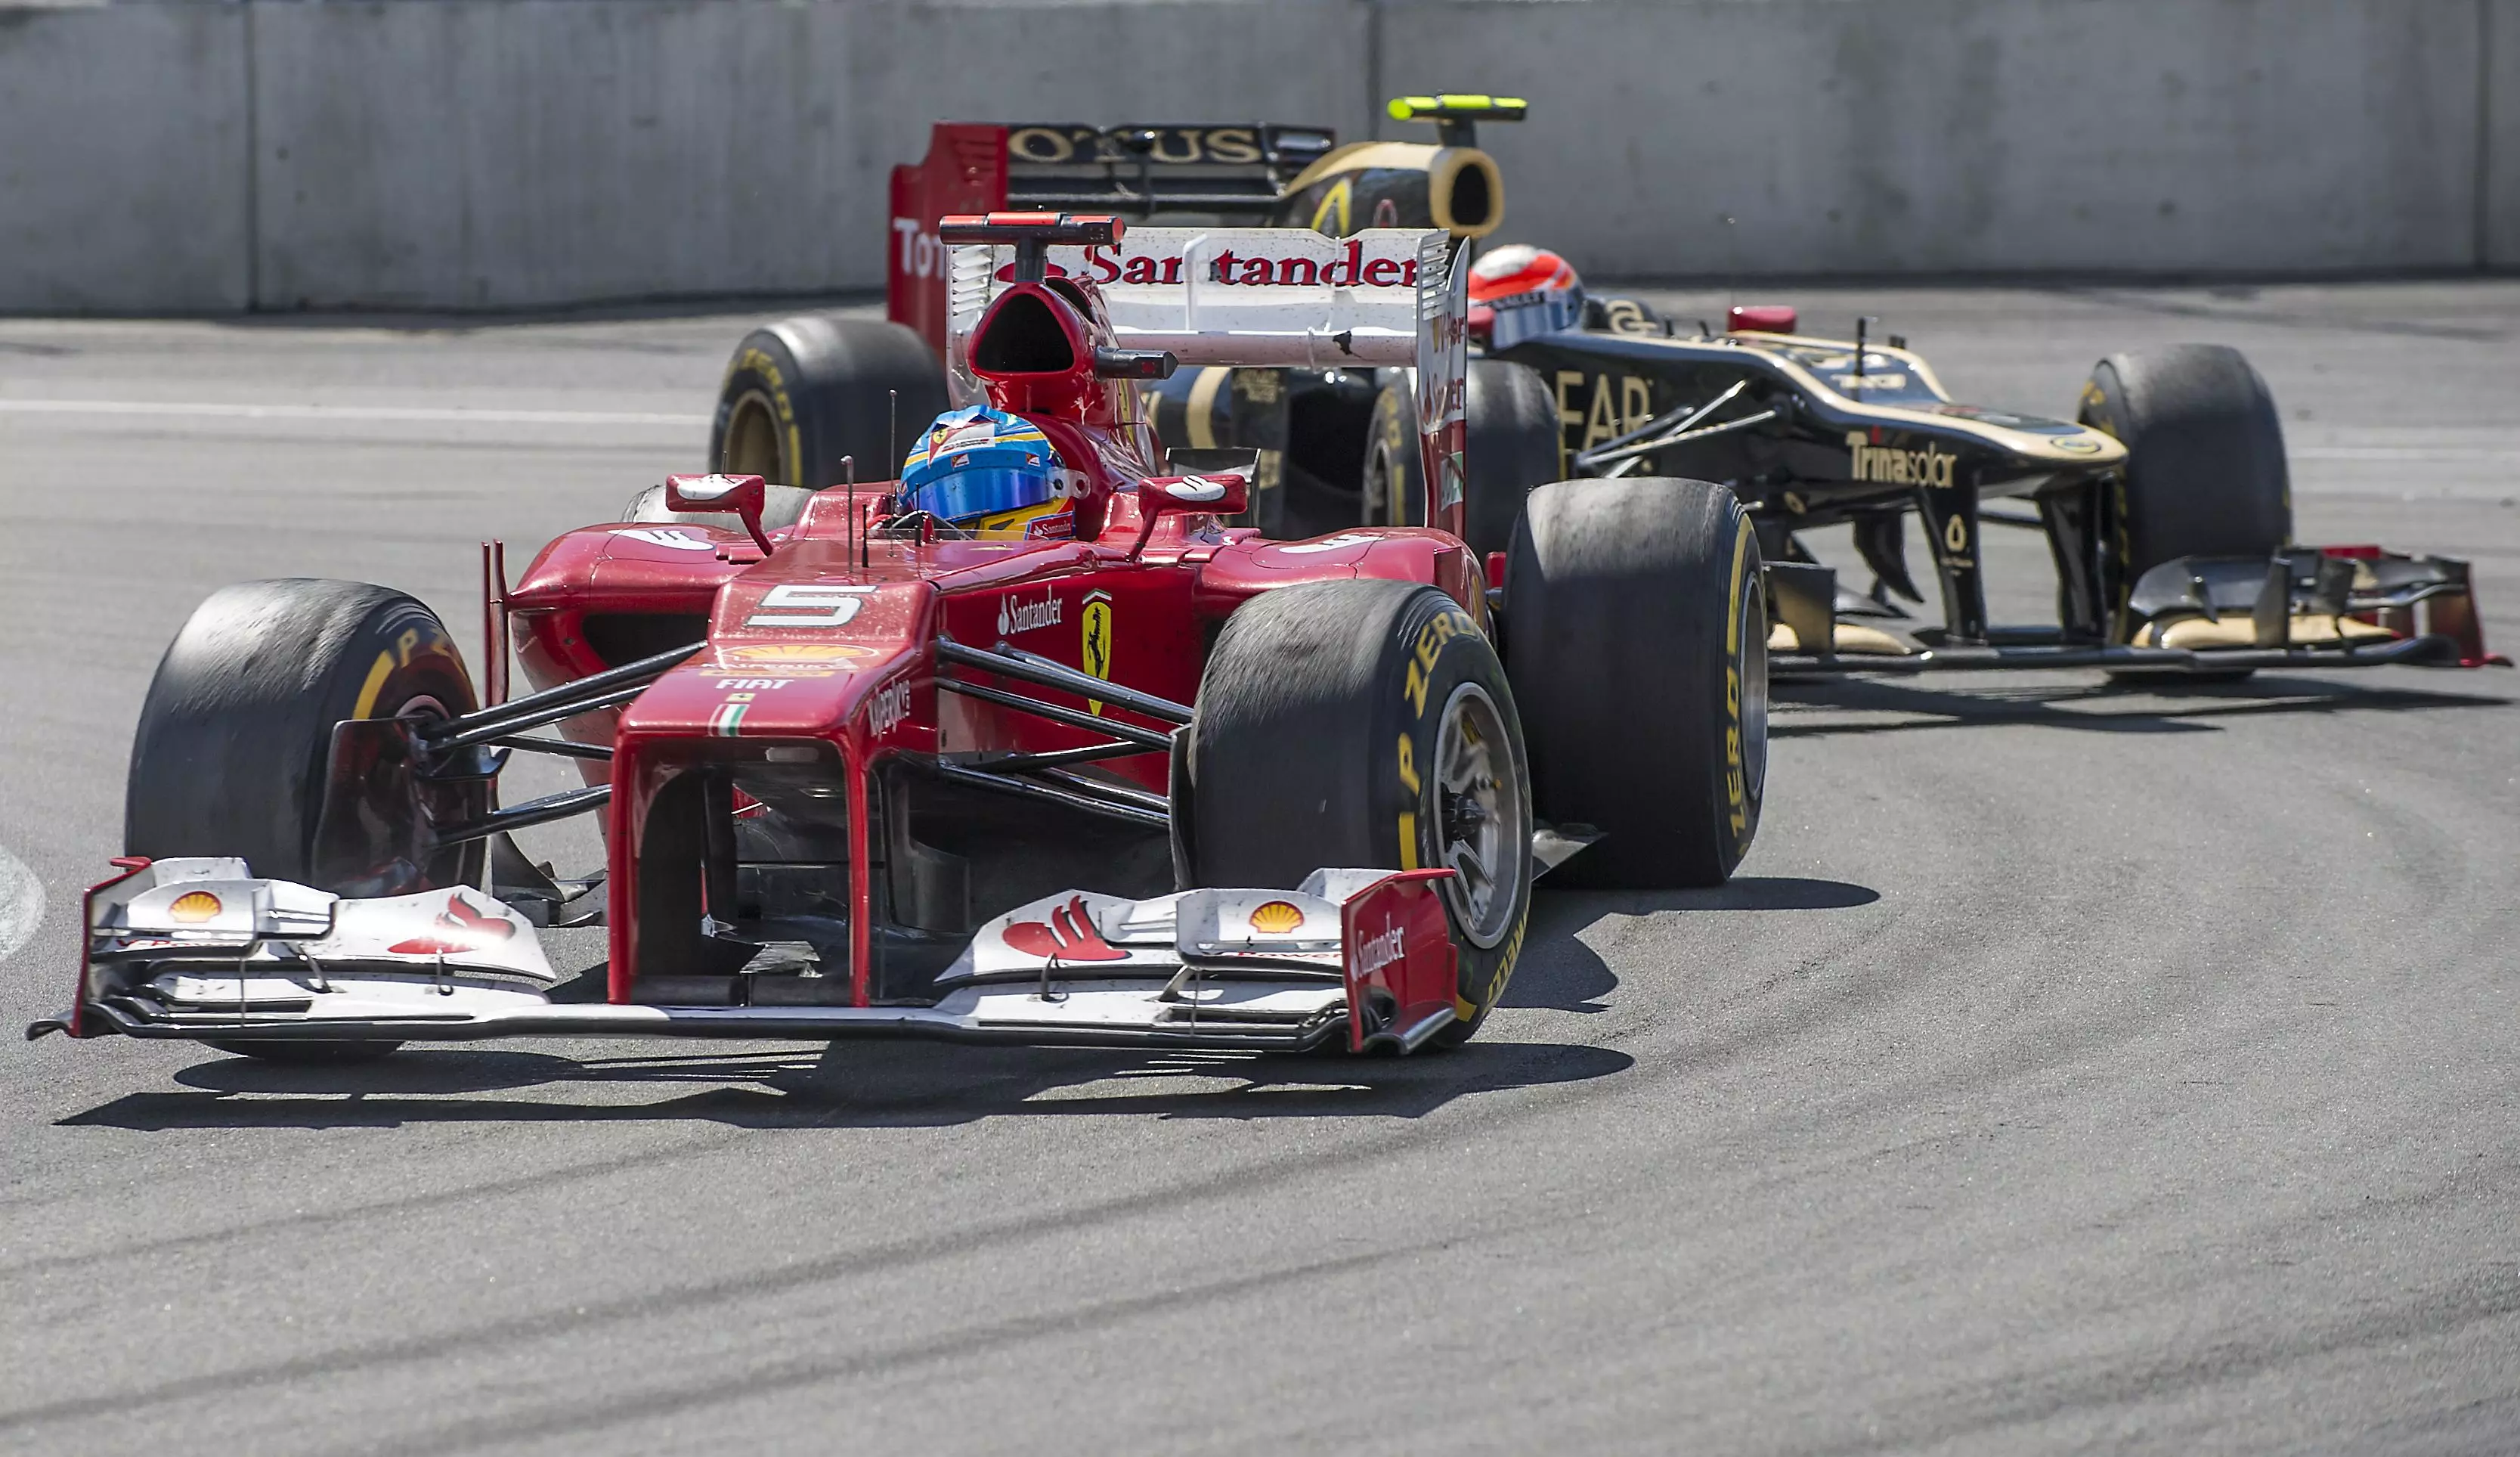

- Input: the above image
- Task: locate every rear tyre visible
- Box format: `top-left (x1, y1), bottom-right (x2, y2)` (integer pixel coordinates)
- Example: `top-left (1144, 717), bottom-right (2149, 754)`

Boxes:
top-left (711, 316), bottom-right (947, 489)
top-left (1188, 579), bottom-right (1533, 1047)
top-left (2079, 344), bottom-right (2291, 682)
top-left (127, 579), bottom-right (481, 1062)
top-left (1506, 478), bottom-right (1766, 888)
top-left (1364, 360), bottom-right (1562, 559)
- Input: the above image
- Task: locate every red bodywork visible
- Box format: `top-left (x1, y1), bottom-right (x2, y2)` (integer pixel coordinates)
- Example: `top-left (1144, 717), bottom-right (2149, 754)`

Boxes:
top-left (890, 125), bottom-right (1009, 360)
top-left (506, 260), bottom-right (1481, 1011)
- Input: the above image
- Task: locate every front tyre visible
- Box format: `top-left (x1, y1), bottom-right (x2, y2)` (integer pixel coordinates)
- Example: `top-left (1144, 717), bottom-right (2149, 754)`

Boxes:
top-left (1506, 478), bottom-right (1766, 888)
top-left (2079, 344), bottom-right (2291, 684)
top-left (1187, 579), bottom-right (1534, 1046)
top-left (126, 579), bottom-right (481, 1062)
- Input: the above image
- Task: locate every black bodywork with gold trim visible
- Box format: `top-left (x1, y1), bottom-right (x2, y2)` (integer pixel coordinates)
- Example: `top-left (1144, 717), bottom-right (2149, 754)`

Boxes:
top-left (1485, 308), bottom-right (2499, 674)
top-left (1493, 318), bottom-right (2126, 649)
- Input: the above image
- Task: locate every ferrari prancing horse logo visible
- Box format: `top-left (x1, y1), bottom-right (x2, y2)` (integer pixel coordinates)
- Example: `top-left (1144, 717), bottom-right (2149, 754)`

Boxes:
top-left (1080, 591), bottom-right (1114, 715)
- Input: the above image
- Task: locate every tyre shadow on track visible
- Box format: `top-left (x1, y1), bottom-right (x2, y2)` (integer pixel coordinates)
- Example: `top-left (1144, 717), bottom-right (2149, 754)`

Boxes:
top-left (59, 1035), bottom-right (1632, 1132)
top-left (1769, 673), bottom-right (2508, 739)
top-left (1503, 876), bottom-right (1880, 1015)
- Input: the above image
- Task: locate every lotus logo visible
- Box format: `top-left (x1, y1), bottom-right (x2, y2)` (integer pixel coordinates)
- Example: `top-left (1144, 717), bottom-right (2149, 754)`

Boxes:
top-left (1249, 901), bottom-right (1305, 935)
top-left (997, 589), bottom-right (1063, 638)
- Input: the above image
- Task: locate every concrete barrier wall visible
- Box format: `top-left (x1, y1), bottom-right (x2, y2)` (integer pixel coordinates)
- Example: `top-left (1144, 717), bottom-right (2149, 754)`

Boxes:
top-left (2490, 0), bottom-right (2520, 266)
top-left (1415, 0), bottom-right (2489, 277)
top-left (0, 4), bottom-right (251, 311)
top-left (250, 0), bottom-right (1370, 309)
top-left (0, 0), bottom-right (2511, 312)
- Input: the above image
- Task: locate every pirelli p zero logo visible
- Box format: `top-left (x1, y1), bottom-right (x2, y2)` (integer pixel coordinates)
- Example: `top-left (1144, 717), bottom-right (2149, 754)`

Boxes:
top-left (1846, 431), bottom-right (1958, 488)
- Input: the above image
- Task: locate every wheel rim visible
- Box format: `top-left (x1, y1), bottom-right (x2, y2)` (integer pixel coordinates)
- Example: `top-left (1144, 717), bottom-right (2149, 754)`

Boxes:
top-left (392, 693), bottom-right (469, 894)
top-left (721, 391), bottom-right (785, 482)
top-left (1737, 569), bottom-right (1769, 806)
top-left (1431, 680), bottom-right (1523, 948)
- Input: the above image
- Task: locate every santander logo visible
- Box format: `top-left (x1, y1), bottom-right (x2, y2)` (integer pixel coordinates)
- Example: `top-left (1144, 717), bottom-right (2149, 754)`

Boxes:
top-left (997, 589), bottom-right (1063, 637)
top-left (1354, 921), bottom-right (1407, 981)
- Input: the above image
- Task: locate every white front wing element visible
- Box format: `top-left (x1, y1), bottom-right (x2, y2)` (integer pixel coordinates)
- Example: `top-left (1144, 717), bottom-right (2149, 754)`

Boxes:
top-left (53, 861), bottom-right (1440, 1052)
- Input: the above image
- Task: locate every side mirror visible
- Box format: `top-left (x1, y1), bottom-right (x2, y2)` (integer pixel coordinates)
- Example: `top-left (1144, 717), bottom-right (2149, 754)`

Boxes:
top-left (1129, 473), bottom-right (1249, 556)
top-left (664, 473), bottom-right (773, 553)
top-left (1726, 305), bottom-right (1799, 335)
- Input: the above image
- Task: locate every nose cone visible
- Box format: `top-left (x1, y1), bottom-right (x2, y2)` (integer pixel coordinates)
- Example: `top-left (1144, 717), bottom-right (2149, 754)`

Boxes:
top-left (623, 642), bottom-right (924, 749)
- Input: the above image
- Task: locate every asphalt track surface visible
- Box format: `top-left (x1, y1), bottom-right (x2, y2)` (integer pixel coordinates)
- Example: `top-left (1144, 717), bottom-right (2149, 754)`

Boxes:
top-left (2, 282), bottom-right (2516, 1455)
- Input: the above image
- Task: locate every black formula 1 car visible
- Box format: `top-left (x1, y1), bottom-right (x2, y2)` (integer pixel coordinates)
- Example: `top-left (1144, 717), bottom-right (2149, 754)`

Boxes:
top-left (1419, 314), bottom-right (2503, 677)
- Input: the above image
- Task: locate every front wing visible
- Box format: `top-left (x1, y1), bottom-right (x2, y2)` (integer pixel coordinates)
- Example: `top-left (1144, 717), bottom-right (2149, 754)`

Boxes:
top-left (1766, 546), bottom-right (2506, 674)
top-left (31, 859), bottom-right (1465, 1056)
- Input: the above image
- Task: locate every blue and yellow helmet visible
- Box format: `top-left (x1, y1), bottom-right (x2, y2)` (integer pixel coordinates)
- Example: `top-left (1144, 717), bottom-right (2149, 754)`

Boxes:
top-left (899, 406), bottom-right (1076, 539)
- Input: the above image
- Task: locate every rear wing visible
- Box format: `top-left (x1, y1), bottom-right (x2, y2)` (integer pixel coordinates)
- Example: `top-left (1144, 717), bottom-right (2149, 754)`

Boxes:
top-left (946, 225), bottom-right (1471, 537)
top-left (890, 121), bottom-right (1339, 361)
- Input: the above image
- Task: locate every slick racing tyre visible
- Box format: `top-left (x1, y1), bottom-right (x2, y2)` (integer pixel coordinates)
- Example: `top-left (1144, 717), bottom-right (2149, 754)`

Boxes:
top-left (1506, 478), bottom-right (1766, 888)
top-left (1363, 359), bottom-right (1561, 559)
top-left (1187, 578), bottom-right (1532, 1048)
top-left (126, 580), bottom-right (484, 1064)
top-left (2079, 345), bottom-right (2291, 682)
top-left (711, 316), bottom-right (948, 489)
top-left (621, 482), bottom-right (819, 534)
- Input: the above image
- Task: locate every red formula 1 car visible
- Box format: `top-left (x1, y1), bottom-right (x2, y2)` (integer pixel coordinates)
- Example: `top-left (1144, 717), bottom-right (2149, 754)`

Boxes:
top-left (34, 217), bottom-right (1768, 1063)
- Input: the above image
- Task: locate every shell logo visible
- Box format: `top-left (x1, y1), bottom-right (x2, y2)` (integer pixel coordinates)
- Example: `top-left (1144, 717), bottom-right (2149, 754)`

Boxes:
top-left (1248, 901), bottom-right (1305, 936)
top-left (725, 644), bottom-right (875, 665)
top-left (168, 891), bottom-right (222, 924)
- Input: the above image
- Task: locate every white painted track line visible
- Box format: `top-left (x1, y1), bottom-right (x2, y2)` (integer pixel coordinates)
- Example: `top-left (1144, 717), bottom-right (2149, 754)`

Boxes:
top-left (0, 398), bottom-right (710, 428)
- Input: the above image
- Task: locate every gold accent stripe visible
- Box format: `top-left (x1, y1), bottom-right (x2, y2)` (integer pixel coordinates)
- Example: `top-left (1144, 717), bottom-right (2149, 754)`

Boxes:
top-left (1184, 367), bottom-right (1228, 450)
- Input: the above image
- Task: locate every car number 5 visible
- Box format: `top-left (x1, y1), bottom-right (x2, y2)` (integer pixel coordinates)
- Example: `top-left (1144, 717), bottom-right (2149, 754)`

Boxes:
top-left (746, 583), bottom-right (876, 628)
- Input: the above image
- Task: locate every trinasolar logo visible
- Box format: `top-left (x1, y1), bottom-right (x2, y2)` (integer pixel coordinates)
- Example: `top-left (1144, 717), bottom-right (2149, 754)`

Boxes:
top-left (1845, 432), bottom-right (1958, 488)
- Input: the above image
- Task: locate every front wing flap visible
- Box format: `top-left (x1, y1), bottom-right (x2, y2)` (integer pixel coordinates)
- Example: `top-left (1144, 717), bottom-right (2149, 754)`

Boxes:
top-left (1766, 546), bottom-right (2506, 674)
top-left (36, 860), bottom-right (1464, 1056)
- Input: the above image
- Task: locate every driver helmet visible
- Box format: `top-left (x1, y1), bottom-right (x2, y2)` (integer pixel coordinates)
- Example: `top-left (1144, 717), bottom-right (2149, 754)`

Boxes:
top-left (1469, 244), bottom-right (1584, 349)
top-left (898, 406), bottom-right (1079, 538)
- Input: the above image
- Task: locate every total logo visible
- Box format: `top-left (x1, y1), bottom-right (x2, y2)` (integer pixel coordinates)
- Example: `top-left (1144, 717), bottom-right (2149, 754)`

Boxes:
top-left (1354, 922), bottom-right (1407, 981)
top-left (865, 678), bottom-right (911, 737)
top-left (997, 588), bottom-right (1063, 637)
top-left (892, 218), bottom-right (946, 280)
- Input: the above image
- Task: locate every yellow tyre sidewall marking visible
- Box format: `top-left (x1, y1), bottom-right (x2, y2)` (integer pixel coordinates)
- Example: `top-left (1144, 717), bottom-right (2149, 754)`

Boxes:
top-left (1394, 605), bottom-right (1526, 1021)
top-left (1724, 512), bottom-right (1752, 840)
